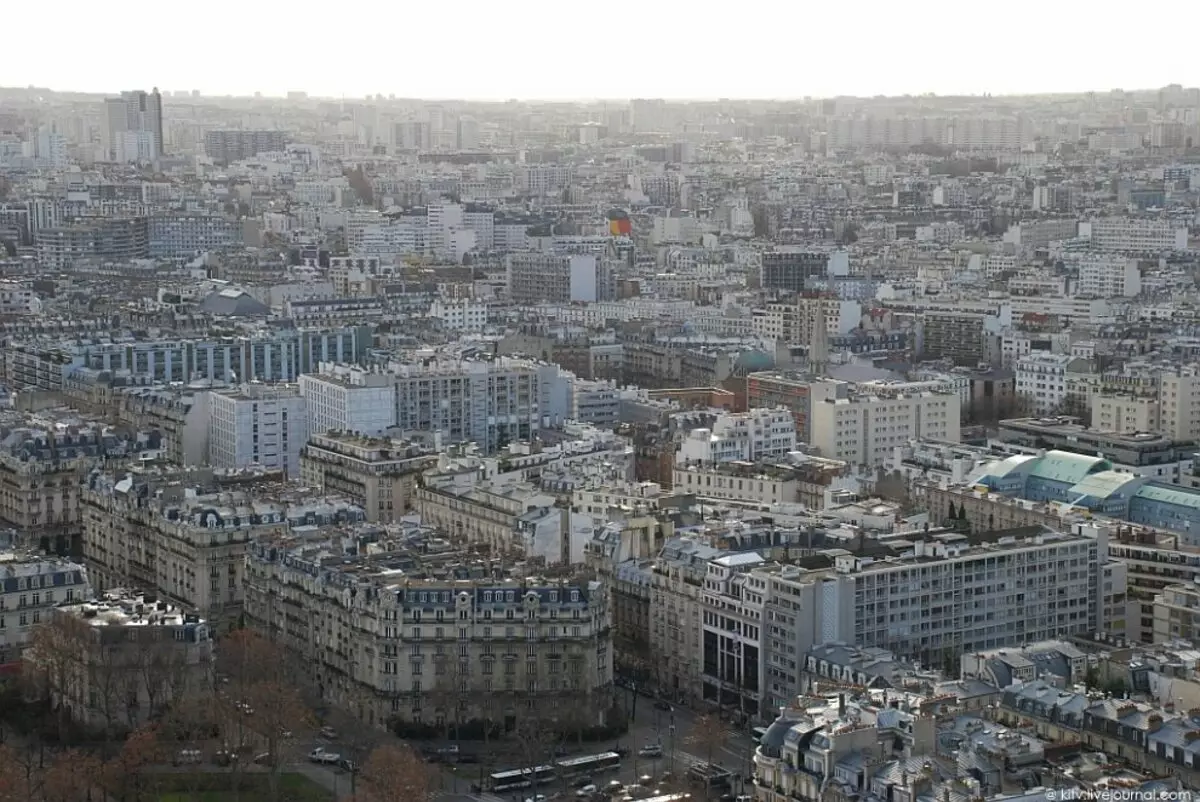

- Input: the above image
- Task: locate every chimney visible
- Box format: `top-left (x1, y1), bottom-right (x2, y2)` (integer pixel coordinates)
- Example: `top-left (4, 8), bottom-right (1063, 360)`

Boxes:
top-left (839, 693), bottom-right (846, 716)
top-left (1148, 714), bottom-right (1164, 733)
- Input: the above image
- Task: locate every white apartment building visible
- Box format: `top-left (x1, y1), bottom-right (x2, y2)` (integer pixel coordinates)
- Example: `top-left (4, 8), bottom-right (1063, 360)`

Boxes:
top-left (1079, 218), bottom-right (1189, 253)
top-left (302, 358), bottom-right (568, 454)
top-left (244, 538), bottom-right (613, 730)
top-left (1076, 256), bottom-right (1142, 298)
top-left (677, 409), bottom-right (797, 466)
top-left (208, 384), bottom-right (308, 478)
top-left (427, 298), bottom-right (488, 332)
top-left (299, 367), bottom-right (397, 437)
top-left (0, 282), bottom-right (40, 315)
top-left (0, 553), bottom-right (90, 669)
top-left (808, 389), bottom-right (961, 467)
top-left (570, 379), bottom-right (620, 426)
top-left (1015, 352), bottom-right (1073, 415)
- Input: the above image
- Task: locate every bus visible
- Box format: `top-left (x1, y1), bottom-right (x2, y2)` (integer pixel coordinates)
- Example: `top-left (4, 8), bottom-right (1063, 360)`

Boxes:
top-left (483, 752), bottom-right (622, 792)
top-left (557, 751), bottom-right (622, 777)
top-left (484, 763), bottom-right (555, 793)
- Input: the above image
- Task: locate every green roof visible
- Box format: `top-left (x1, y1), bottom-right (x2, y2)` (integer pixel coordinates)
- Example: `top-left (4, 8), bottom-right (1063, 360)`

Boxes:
top-left (1134, 483), bottom-right (1200, 511)
top-left (1028, 451), bottom-right (1111, 485)
top-left (1067, 470), bottom-right (1141, 501)
top-left (985, 454), bottom-right (1038, 479)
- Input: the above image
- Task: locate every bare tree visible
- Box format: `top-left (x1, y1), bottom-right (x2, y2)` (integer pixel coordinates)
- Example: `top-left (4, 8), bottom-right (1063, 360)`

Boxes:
top-left (687, 713), bottom-right (726, 768)
top-left (41, 749), bottom-right (102, 802)
top-left (102, 723), bottom-right (162, 802)
top-left (219, 628), bottom-right (314, 802)
top-left (23, 614), bottom-right (90, 734)
top-left (353, 743), bottom-right (434, 802)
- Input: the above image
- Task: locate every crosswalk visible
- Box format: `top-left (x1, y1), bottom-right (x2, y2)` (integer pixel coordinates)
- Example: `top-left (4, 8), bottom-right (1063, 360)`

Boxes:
top-left (431, 793), bottom-right (504, 802)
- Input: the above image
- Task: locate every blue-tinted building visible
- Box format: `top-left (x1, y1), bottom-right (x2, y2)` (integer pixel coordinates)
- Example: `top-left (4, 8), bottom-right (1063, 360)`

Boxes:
top-left (973, 450), bottom-right (1200, 543)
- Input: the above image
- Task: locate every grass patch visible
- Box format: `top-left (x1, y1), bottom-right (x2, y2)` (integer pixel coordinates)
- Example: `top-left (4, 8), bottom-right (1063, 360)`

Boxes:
top-left (149, 772), bottom-right (332, 802)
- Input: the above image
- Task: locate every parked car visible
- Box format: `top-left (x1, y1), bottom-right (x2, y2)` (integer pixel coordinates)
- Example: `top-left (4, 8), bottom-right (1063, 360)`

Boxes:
top-left (308, 748), bottom-right (341, 764)
top-left (173, 749), bottom-right (202, 766)
top-left (319, 726), bottom-right (338, 740)
top-left (338, 758), bottom-right (358, 773)
top-left (637, 744), bottom-right (663, 758)
top-left (576, 785), bottom-right (598, 797)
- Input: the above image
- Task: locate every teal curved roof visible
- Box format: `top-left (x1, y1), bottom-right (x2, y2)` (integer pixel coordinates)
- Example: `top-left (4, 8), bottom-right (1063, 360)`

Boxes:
top-left (1068, 470), bottom-right (1142, 501)
top-left (1028, 452), bottom-right (1111, 485)
top-left (1134, 483), bottom-right (1200, 511)
top-left (985, 454), bottom-right (1038, 479)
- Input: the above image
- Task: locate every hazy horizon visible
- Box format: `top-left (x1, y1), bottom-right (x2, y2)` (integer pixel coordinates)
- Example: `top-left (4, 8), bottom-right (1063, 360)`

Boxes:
top-left (5, 0), bottom-right (1198, 101)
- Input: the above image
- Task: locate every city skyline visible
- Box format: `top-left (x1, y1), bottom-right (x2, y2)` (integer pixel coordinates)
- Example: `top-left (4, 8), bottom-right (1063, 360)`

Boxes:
top-left (4, 0), bottom-right (1198, 100)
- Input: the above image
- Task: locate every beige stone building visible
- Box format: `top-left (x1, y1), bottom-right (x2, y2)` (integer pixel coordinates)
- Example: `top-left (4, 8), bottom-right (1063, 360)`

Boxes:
top-left (0, 423), bottom-right (125, 550)
top-left (243, 533), bottom-right (613, 731)
top-left (81, 469), bottom-right (364, 627)
top-left (300, 433), bottom-right (436, 522)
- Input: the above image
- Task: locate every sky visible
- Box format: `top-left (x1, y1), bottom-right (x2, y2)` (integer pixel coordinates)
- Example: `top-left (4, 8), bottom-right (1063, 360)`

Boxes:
top-left (4, 0), bottom-right (1198, 100)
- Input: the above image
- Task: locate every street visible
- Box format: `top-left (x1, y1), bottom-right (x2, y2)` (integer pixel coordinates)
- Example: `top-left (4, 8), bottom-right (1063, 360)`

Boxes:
top-left (434, 690), bottom-right (760, 800)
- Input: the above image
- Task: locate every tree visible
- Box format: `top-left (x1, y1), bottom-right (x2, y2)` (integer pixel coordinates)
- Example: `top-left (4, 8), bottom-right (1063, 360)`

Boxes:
top-left (41, 750), bottom-right (102, 802)
top-left (219, 629), bottom-right (314, 802)
top-left (945, 501), bottom-right (957, 524)
top-left (102, 724), bottom-right (162, 802)
top-left (353, 744), bottom-right (433, 802)
top-left (687, 713), bottom-right (726, 769)
top-left (23, 613), bottom-right (91, 736)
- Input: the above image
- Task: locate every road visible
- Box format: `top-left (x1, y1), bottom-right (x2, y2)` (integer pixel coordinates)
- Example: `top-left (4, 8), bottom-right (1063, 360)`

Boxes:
top-left (432, 690), bottom-right (759, 800)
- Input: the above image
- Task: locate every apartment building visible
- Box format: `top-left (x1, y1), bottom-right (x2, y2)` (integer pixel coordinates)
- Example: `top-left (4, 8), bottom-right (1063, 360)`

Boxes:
top-left (208, 384), bottom-right (308, 478)
top-left (1076, 256), bottom-right (1142, 298)
top-left (0, 552), bottom-right (89, 670)
top-left (1014, 352), bottom-right (1072, 415)
top-left (299, 433), bottom-right (437, 522)
top-left (747, 371), bottom-right (815, 441)
top-left (807, 386), bottom-right (961, 467)
top-left (42, 590), bottom-right (214, 731)
top-left (676, 408), bottom-right (797, 466)
top-left (5, 326), bottom-right (370, 391)
top-left (506, 253), bottom-right (610, 304)
top-left (1152, 581), bottom-right (1200, 643)
top-left (81, 470), bottom-right (364, 626)
top-left (673, 461), bottom-right (802, 506)
top-left (922, 310), bottom-right (987, 366)
top-left (243, 535), bottom-right (613, 730)
top-left (147, 214), bottom-right (240, 259)
top-left (299, 366), bottom-right (396, 437)
top-left (833, 528), bottom-right (1126, 665)
top-left (1090, 369), bottom-right (1200, 442)
top-left (302, 358), bottom-right (568, 454)
top-left (35, 217), bottom-right (149, 268)
top-left (413, 479), bottom-right (564, 562)
top-left (0, 424), bottom-right (127, 546)
top-left (648, 537), bottom-right (714, 703)
top-left (203, 130), bottom-right (289, 164)
top-left (701, 552), bottom-right (767, 715)
top-left (1079, 218), bottom-right (1188, 253)
top-left (428, 299), bottom-right (488, 332)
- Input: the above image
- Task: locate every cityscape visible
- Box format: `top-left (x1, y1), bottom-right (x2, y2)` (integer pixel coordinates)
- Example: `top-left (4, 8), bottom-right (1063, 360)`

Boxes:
top-left (2, 79), bottom-right (1200, 802)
